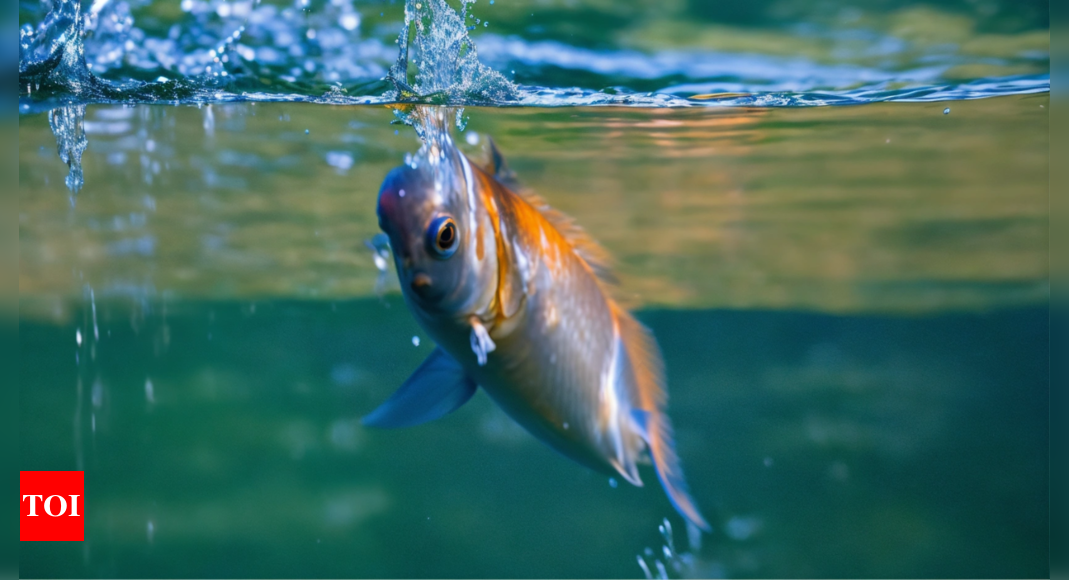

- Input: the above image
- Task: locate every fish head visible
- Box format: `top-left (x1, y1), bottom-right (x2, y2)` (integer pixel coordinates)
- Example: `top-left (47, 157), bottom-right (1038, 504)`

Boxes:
top-left (377, 154), bottom-right (495, 317)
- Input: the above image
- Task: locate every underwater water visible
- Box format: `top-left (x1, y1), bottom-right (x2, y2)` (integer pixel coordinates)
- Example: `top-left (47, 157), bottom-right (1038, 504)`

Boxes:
top-left (19, 0), bottom-right (1049, 578)
top-left (19, 97), bottom-right (1050, 578)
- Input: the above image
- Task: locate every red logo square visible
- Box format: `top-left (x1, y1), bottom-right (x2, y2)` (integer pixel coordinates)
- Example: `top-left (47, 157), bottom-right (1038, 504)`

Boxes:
top-left (20, 471), bottom-right (84, 541)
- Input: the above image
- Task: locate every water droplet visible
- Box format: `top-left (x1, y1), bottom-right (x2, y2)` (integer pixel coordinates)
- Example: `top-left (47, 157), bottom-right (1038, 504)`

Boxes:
top-left (305, 129), bottom-right (310, 134)
top-left (340, 13), bottom-right (360, 31)
top-left (609, 477), bottom-right (618, 488)
top-left (412, 336), bottom-right (421, 347)
top-left (943, 107), bottom-right (950, 115)
top-left (76, 329), bottom-right (82, 346)
top-left (637, 555), bottom-right (653, 580)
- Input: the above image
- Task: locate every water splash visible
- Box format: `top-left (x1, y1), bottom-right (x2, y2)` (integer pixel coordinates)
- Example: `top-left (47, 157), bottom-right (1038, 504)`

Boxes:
top-left (48, 105), bottom-right (88, 198)
top-left (18, 0), bottom-right (513, 106)
top-left (387, 0), bottom-right (517, 104)
top-left (20, 0), bottom-right (99, 96)
top-left (19, 0), bottom-right (218, 103)
top-left (635, 518), bottom-right (704, 580)
top-left (17, 0), bottom-right (1047, 110)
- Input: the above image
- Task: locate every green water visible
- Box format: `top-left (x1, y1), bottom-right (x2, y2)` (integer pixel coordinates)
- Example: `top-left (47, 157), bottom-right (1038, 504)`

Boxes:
top-left (19, 95), bottom-right (1049, 577)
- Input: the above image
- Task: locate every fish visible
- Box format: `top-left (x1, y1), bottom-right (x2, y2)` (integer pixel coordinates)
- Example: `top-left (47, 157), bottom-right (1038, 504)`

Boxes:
top-left (364, 109), bottom-right (710, 531)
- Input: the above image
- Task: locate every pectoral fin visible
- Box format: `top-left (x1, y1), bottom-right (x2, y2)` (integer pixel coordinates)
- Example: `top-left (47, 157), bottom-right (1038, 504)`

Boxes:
top-left (469, 317), bottom-right (496, 366)
top-left (362, 348), bottom-right (477, 428)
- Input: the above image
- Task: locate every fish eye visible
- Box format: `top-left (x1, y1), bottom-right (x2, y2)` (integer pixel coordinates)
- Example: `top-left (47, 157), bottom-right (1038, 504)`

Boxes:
top-left (426, 216), bottom-right (459, 259)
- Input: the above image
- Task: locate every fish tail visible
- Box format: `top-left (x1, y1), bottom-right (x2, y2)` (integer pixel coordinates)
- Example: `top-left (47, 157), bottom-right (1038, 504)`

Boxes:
top-left (617, 306), bottom-right (711, 532)
top-left (634, 409), bottom-right (711, 532)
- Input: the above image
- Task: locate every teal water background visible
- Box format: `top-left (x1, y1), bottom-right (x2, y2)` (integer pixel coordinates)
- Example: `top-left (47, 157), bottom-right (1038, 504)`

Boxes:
top-left (19, 301), bottom-right (1049, 577)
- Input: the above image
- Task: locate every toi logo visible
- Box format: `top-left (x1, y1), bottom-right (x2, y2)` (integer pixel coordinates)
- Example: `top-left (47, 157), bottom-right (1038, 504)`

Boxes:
top-left (20, 471), bottom-right (84, 541)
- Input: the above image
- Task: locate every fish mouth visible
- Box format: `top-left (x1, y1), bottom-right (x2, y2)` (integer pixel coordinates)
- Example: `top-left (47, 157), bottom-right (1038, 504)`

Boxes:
top-left (408, 271), bottom-right (444, 302)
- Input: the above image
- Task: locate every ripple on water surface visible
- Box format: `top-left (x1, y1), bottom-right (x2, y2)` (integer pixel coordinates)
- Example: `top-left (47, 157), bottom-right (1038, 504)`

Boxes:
top-left (18, 0), bottom-right (1050, 109)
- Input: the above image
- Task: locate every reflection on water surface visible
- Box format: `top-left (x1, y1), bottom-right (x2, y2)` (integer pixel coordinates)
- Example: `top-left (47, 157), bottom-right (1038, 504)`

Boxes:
top-left (19, 95), bottom-right (1048, 317)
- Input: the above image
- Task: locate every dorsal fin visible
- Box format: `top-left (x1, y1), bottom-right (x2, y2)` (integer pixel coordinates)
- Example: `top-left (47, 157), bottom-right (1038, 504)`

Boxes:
top-left (483, 138), bottom-right (617, 285)
top-left (484, 137), bottom-right (522, 192)
top-left (519, 192), bottom-right (617, 285)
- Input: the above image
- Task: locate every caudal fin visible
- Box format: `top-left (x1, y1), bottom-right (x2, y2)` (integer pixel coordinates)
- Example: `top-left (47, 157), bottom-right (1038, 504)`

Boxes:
top-left (632, 409), bottom-right (711, 532)
top-left (617, 307), bottom-right (711, 532)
